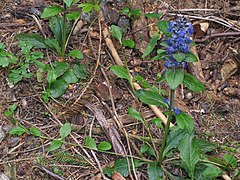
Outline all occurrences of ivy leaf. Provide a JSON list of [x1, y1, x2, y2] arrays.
[[29, 127, 41, 137], [68, 50, 83, 59], [123, 39, 135, 48], [110, 25, 123, 44], [185, 52, 198, 62], [48, 140, 62, 151], [85, 136, 97, 150], [9, 126, 28, 136], [128, 107, 143, 122], [60, 122, 71, 139], [175, 111, 194, 134], [135, 89, 166, 107], [41, 5, 63, 18], [98, 141, 112, 151], [147, 162, 163, 180], [110, 66, 130, 82], [183, 73, 205, 93], [142, 33, 159, 58], [165, 68, 184, 90]]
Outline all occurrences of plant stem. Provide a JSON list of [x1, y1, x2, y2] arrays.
[[158, 89, 175, 164], [61, 2, 67, 58]]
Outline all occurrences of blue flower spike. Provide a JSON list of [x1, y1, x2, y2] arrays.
[[164, 16, 194, 69], [163, 98, 181, 115]]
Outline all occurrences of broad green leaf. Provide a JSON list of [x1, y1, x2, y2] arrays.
[[47, 69, 58, 84], [68, 50, 83, 59], [78, 3, 100, 13], [134, 75, 151, 88], [16, 34, 48, 49], [98, 141, 112, 151], [9, 126, 28, 136], [66, 12, 80, 21], [175, 111, 194, 133], [195, 138, 216, 153], [147, 162, 163, 180], [123, 39, 135, 48], [64, 0, 80, 7], [135, 89, 166, 107], [162, 128, 187, 158], [140, 144, 157, 158], [145, 12, 163, 19], [54, 62, 69, 76], [151, 118, 163, 129], [60, 122, 71, 139], [110, 66, 130, 82], [185, 52, 198, 62], [183, 73, 205, 93], [41, 5, 63, 18], [61, 69, 79, 84], [128, 107, 143, 122], [142, 33, 159, 58], [165, 68, 184, 90], [0, 42, 6, 49], [4, 103, 17, 116], [103, 167, 114, 177], [178, 134, 200, 178], [73, 63, 88, 79], [157, 20, 170, 35], [85, 136, 97, 150], [48, 140, 62, 151], [50, 78, 68, 98], [202, 164, 222, 179], [110, 25, 123, 44], [29, 127, 41, 137], [223, 154, 237, 167], [129, 9, 142, 17], [44, 38, 61, 54], [172, 53, 186, 62]]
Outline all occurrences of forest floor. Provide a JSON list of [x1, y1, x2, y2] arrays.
[[0, 0, 239, 179]]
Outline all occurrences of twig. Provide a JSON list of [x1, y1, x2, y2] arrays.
[[195, 31, 240, 42], [37, 165, 65, 180]]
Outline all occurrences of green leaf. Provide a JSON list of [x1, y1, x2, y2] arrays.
[[157, 20, 170, 35], [0, 42, 6, 49], [16, 34, 48, 49], [123, 39, 135, 48], [73, 63, 88, 79], [142, 33, 159, 58], [151, 118, 163, 129], [41, 5, 63, 18], [9, 126, 28, 136], [47, 69, 58, 84], [195, 138, 216, 153], [50, 78, 68, 98], [48, 140, 62, 151], [172, 53, 186, 62], [54, 62, 69, 76], [128, 107, 143, 122], [175, 111, 194, 133], [183, 73, 205, 93], [60, 122, 71, 139], [202, 164, 222, 179], [135, 89, 166, 107], [162, 128, 187, 158], [78, 3, 100, 13], [98, 141, 112, 151], [68, 50, 83, 59], [29, 127, 41, 137], [129, 9, 142, 17], [66, 12, 80, 21], [140, 144, 157, 158], [64, 0, 80, 7], [223, 154, 237, 167], [178, 134, 200, 178], [44, 38, 61, 53], [4, 103, 17, 116], [110, 25, 123, 44], [145, 12, 163, 19], [165, 68, 184, 90], [110, 66, 130, 82], [103, 167, 114, 177], [85, 136, 97, 150], [147, 162, 163, 180], [61, 69, 79, 84], [185, 52, 198, 62]]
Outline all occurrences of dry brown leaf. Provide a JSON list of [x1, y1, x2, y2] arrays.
[[193, 21, 209, 38], [112, 171, 126, 180], [221, 59, 238, 81], [73, 20, 84, 35]]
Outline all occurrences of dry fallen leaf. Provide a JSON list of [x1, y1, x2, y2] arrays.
[[193, 21, 209, 38], [221, 59, 238, 81], [112, 171, 126, 180]]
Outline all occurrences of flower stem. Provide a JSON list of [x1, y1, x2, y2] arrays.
[[158, 89, 175, 164], [61, 2, 67, 58]]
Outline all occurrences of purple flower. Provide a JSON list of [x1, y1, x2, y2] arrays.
[[163, 98, 181, 115]]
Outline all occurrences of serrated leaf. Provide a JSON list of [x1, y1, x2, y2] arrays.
[[183, 73, 205, 93], [48, 140, 62, 151], [175, 111, 194, 133], [185, 52, 198, 62], [61, 69, 79, 84], [135, 89, 166, 107], [110, 65, 130, 82], [145, 12, 163, 19], [165, 68, 184, 90], [178, 134, 200, 178], [123, 39, 135, 48], [29, 127, 41, 137], [50, 78, 68, 98], [41, 5, 63, 18], [223, 154, 237, 167], [64, 0, 80, 7], [4, 103, 17, 116], [110, 25, 123, 44], [73, 63, 88, 79], [142, 33, 159, 58], [9, 126, 28, 136], [68, 50, 83, 59], [128, 107, 143, 122], [172, 53, 186, 62], [98, 141, 112, 151], [60, 122, 71, 139], [157, 20, 170, 35], [147, 162, 163, 180], [85, 136, 97, 150]]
